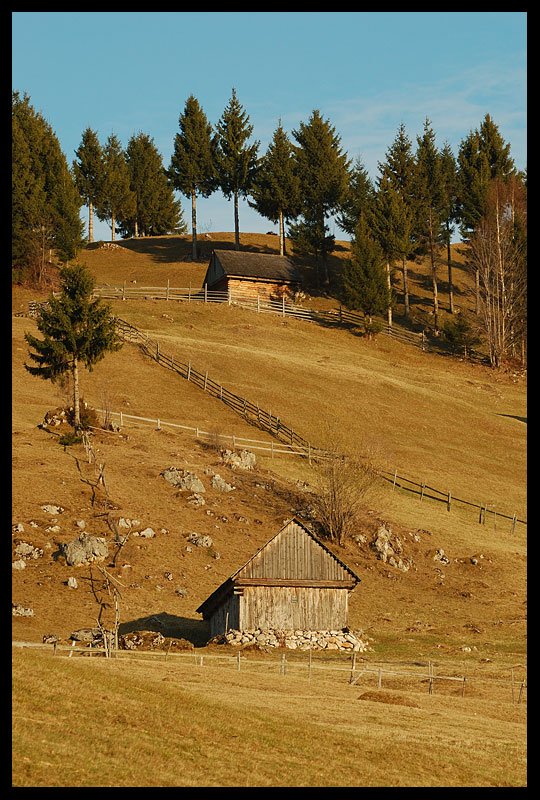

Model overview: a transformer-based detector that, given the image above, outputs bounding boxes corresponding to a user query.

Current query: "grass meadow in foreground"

[12,647,526,787]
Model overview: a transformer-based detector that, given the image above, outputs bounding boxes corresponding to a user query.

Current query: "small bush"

[59,431,82,447]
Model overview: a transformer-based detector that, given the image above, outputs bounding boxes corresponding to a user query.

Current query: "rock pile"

[217,628,370,652]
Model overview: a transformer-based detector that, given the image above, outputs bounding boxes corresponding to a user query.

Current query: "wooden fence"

[13,641,526,705]
[92,285,437,353]
[115,316,321,459]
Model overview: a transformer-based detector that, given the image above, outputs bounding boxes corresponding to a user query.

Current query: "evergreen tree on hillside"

[119,132,186,238]
[374,122,416,323]
[168,95,218,260]
[215,88,260,250]
[291,110,350,287]
[12,91,84,283]
[96,133,135,242]
[336,155,375,238]
[439,141,459,314]
[24,263,122,431]
[414,118,446,331]
[340,214,390,334]
[248,121,301,255]
[371,173,414,323]
[73,127,103,244]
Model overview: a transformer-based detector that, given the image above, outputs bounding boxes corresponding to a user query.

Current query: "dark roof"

[211,249,302,283]
[196,518,360,618]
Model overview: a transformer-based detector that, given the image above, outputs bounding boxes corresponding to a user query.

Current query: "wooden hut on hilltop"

[203,249,302,301]
[196,518,360,638]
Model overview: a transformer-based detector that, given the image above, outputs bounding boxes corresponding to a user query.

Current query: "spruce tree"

[439,141,459,313]
[340,215,390,334]
[375,122,416,323]
[121,132,185,238]
[415,118,446,331]
[336,155,375,238]
[97,133,135,241]
[168,95,218,260]
[215,88,260,250]
[24,263,122,431]
[12,91,84,283]
[73,127,103,243]
[291,110,350,286]
[248,121,301,255]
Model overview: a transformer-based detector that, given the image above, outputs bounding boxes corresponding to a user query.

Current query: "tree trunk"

[234,190,240,250]
[386,260,392,327]
[134,219,139,238]
[402,257,409,319]
[111,212,115,242]
[429,214,439,331]
[446,225,454,314]
[191,187,198,261]
[279,210,284,256]
[89,201,94,243]
[72,357,81,431]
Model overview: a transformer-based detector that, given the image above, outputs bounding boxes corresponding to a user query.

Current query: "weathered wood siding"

[211,277,296,301]
[208,593,240,638]
[236,521,351,582]
[239,586,349,630]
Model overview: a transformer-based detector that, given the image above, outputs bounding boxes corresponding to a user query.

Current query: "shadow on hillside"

[119,611,210,647]
[498,414,527,424]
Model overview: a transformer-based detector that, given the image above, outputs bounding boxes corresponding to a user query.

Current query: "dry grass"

[12,647,526,787]
[12,233,526,787]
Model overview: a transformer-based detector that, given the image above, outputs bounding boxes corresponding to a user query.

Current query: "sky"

[12,11,527,244]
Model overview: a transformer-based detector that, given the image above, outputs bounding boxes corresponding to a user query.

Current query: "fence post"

[187,361,191,381]
[420,481,425,502]
[282,296,285,317]
[392,469,397,491]
[511,513,517,534]
[421,330,425,351]
[204,284,207,303]
[228,287,232,306]
[257,293,260,313]
[447,490,451,512]
[122,281,125,301]
[166,279,170,301]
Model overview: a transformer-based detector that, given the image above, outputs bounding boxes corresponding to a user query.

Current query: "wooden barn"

[196,518,360,638]
[202,249,302,301]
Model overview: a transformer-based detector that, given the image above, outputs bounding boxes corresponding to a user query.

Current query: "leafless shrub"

[310,424,384,546]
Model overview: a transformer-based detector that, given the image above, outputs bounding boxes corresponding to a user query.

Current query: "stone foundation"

[214,628,370,652]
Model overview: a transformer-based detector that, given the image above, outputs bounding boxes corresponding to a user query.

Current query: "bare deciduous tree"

[310,426,383,546]
[469,176,527,368]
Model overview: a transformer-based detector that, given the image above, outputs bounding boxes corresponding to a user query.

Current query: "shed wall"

[208,593,240,638]
[239,586,349,630]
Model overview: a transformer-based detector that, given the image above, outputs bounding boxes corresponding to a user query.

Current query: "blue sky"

[12,11,527,243]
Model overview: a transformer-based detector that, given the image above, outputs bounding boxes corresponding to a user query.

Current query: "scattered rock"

[371,526,412,572]
[70,628,102,642]
[14,541,43,560]
[67,576,78,589]
[12,560,26,570]
[210,474,235,492]
[433,548,450,566]
[213,628,371,652]
[41,504,64,515]
[133,527,156,538]
[187,532,213,548]
[221,449,256,471]
[12,603,34,617]
[187,493,206,506]
[161,468,205,493]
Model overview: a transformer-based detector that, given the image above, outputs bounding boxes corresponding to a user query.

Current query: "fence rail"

[92,285,436,352]
[12,641,527,704]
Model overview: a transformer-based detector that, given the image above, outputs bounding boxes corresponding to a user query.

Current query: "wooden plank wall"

[237,522,352,582]
[239,586,349,630]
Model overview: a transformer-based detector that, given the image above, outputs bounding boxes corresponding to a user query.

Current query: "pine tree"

[371,173,414,322]
[291,110,350,286]
[215,88,260,250]
[73,127,103,243]
[375,122,416,323]
[168,95,218,260]
[24,263,122,430]
[415,118,446,331]
[12,91,84,283]
[336,155,375,238]
[97,133,135,241]
[439,141,459,313]
[120,132,185,238]
[340,215,390,335]
[248,121,301,255]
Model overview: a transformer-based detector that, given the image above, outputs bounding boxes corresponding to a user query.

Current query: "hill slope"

[12,234,526,665]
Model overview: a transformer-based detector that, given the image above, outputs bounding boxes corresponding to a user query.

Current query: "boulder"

[221,449,256,471]
[62,533,108,566]
[210,474,235,492]
[187,532,213,548]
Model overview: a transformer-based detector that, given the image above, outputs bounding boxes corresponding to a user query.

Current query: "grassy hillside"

[12,232,526,787]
